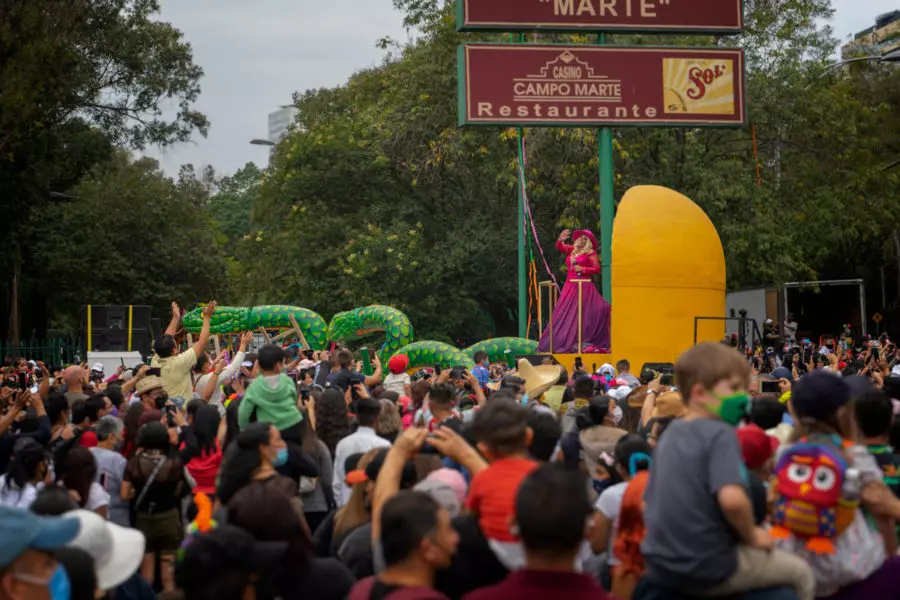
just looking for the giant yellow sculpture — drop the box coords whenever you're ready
[551,185,726,373]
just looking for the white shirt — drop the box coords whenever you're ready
[85,482,110,512]
[382,373,410,396]
[194,351,246,416]
[595,481,628,565]
[784,320,798,341]
[0,475,40,509]
[332,426,391,506]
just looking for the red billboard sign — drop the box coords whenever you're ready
[458,44,746,128]
[457,0,743,33]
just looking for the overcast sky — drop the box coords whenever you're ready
[144,0,892,177]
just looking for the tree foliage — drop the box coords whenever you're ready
[208,163,262,253]
[233,0,900,339]
[28,152,230,333]
[0,0,209,339]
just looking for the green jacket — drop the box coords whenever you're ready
[237,373,302,432]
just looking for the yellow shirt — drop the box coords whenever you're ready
[150,349,198,400]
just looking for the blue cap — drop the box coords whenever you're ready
[792,370,850,422]
[0,506,80,567]
[771,367,793,383]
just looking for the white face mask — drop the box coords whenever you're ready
[610,406,623,426]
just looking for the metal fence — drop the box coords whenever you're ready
[0,337,83,366]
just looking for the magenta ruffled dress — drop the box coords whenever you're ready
[537,240,611,353]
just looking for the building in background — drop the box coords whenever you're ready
[842,10,900,58]
[268,106,301,144]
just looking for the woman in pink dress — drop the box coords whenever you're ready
[538,229,611,353]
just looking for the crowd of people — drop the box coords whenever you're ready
[3,300,900,599]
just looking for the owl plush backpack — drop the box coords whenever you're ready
[770,434,860,554]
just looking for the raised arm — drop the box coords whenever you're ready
[190,301,218,358]
[165,301,182,336]
[556,228,574,254]
[220,332,252,381]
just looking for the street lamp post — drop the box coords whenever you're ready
[817,47,900,79]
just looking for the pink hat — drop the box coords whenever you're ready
[421,468,468,506]
[573,229,598,250]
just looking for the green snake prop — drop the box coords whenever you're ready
[327,305,414,363]
[182,305,537,372]
[181,305,329,350]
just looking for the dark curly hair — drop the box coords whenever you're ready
[317,388,351,457]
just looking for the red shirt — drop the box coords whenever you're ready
[462,570,612,600]
[466,457,537,542]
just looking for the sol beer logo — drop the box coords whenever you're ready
[663,58,735,115]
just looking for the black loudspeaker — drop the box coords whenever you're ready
[81,305,152,355]
[640,362,675,385]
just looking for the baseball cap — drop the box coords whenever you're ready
[770,367,793,383]
[736,425,779,470]
[67,509,145,590]
[135,376,164,396]
[91,363,104,373]
[0,506,80,568]
[791,370,850,422]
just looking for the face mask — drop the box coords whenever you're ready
[713,392,749,426]
[520,392,530,406]
[610,405,623,426]
[110,406,118,418]
[272,447,288,468]
[49,563,71,600]
[13,564,71,600]
[592,478,612,495]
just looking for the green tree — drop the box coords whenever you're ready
[0,0,208,339]
[28,152,231,333]
[237,0,900,341]
[208,163,263,252]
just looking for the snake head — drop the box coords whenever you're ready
[182,308,205,333]
[327,310,360,343]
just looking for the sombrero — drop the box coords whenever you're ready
[573,229,598,250]
[517,358,562,399]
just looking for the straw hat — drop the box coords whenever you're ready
[516,358,562,399]
[651,391,687,419]
[626,385,650,409]
[135,375,164,396]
